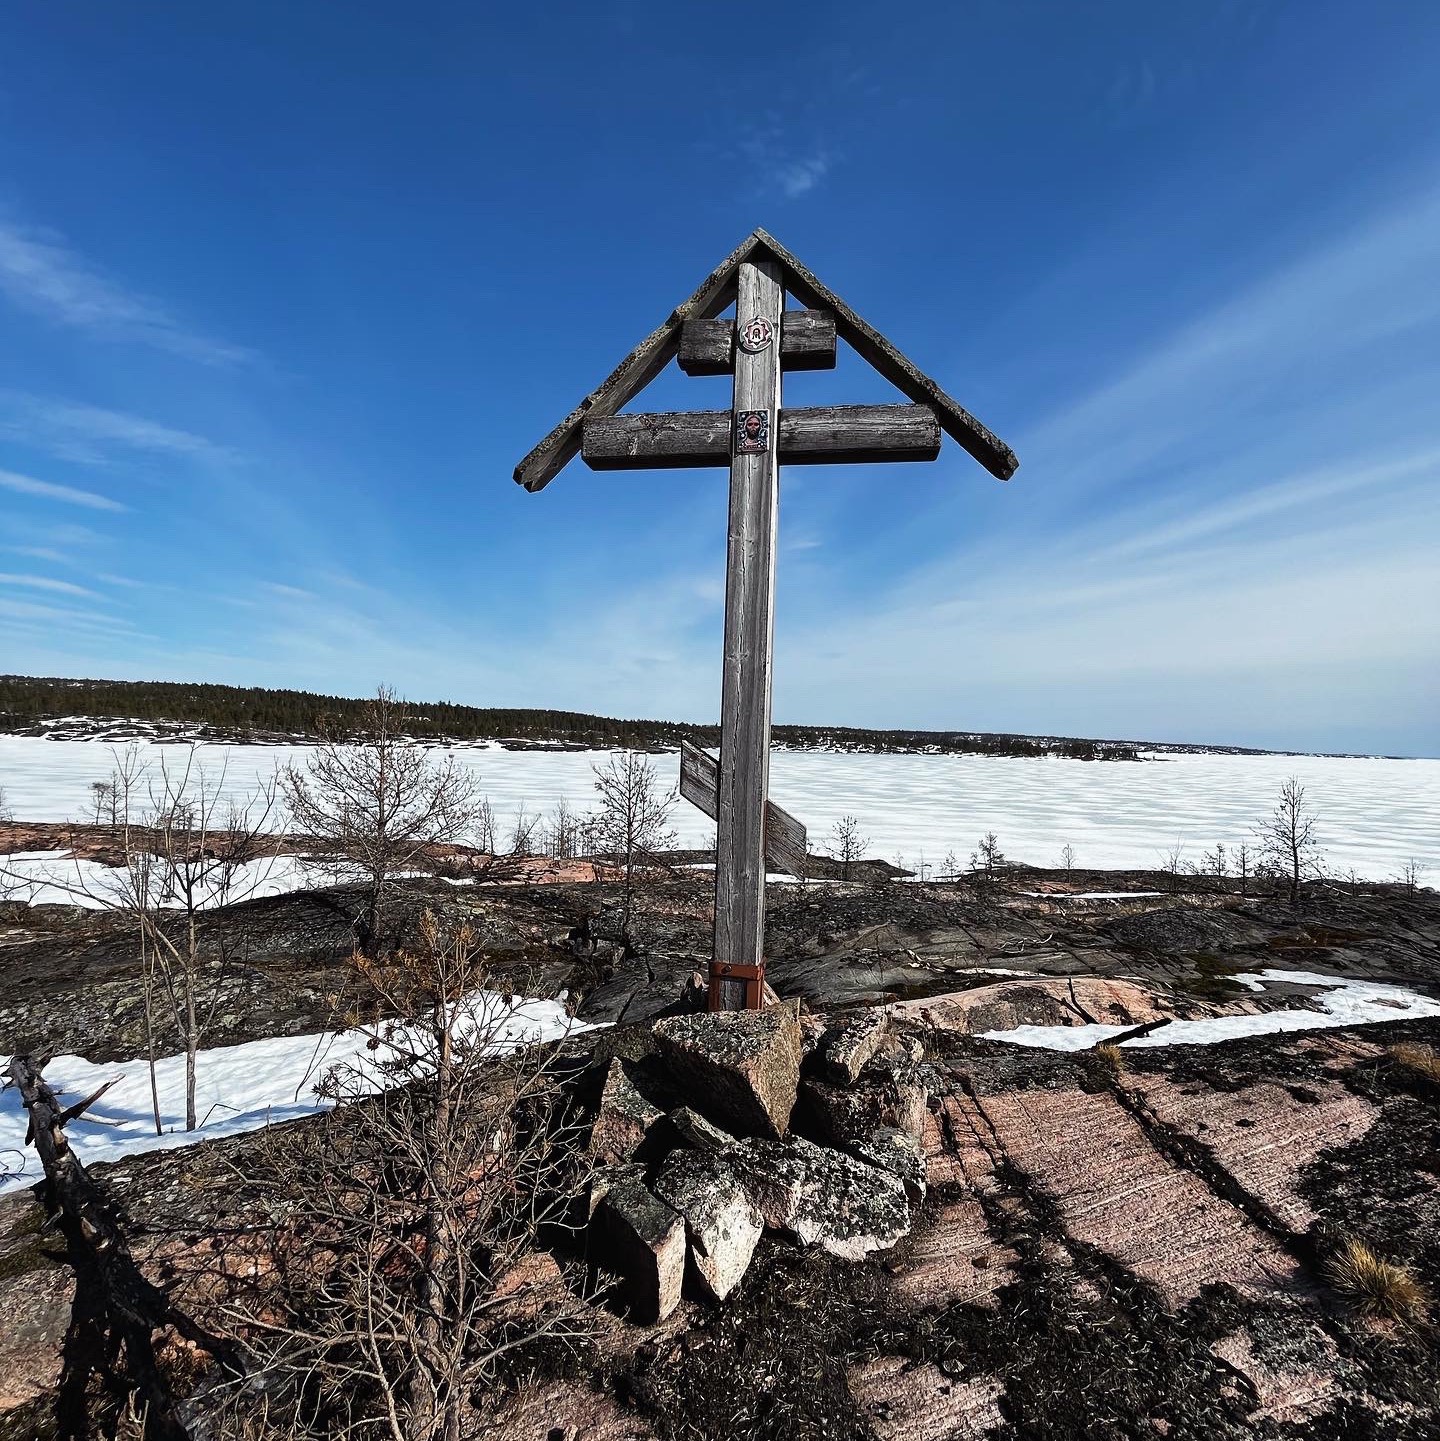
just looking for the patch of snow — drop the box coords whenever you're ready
[0,992,597,1195]
[0,851,328,910]
[980,969,1440,1051]
[1020,891,1167,901]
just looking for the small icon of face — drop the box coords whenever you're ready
[744,413,762,438]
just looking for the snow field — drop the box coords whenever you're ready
[2,735,1437,880]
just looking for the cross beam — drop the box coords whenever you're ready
[583,404,940,470]
[513,230,1018,1012]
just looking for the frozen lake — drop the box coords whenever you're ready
[1,735,1435,880]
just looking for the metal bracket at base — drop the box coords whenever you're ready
[708,959,766,1012]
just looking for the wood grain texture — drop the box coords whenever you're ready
[679,740,807,878]
[515,227,1017,491]
[583,403,940,469]
[748,229,1018,480]
[512,231,768,492]
[714,258,784,999]
[677,309,837,376]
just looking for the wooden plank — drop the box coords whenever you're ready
[583,404,941,469]
[749,229,1018,480]
[679,740,807,878]
[515,227,1016,492]
[677,309,837,376]
[713,258,784,1008]
[512,231,769,493]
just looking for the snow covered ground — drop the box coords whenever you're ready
[0,850,328,909]
[1,735,1436,880]
[981,970,1440,1052]
[0,992,595,1196]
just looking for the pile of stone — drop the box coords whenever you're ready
[581,999,932,1323]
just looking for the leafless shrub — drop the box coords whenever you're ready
[214,913,596,1441]
[1234,840,1252,897]
[1397,859,1426,897]
[828,815,869,881]
[0,783,11,823]
[544,798,583,861]
[589,751,676,944]
[1326,1238,1428,1324]
[1200,843,1228,891]
[2,745,279,1134]
[1060,843,1076,874]
[282,686,484,956]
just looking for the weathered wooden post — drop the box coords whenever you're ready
[515,230,1017,1010]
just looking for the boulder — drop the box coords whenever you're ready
[850,1126,927,1206]
[653,1149,763,1303]
[724,1136,912,1261]
[819,1008,890,1085]
[589,1059,664,1166]
[652,1007,802,1138]
[802,1071,930,1149]
[670,1106,735,1154]
[591,1173,686,1324]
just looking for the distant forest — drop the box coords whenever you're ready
[0,674,1166,759]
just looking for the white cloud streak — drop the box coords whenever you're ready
[0,468,126,512]
[0,219,253,366]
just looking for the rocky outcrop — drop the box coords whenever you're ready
[889,976,1180,1035]
[652,1007,802,1138]
[652,1149,763,1303]
[724,1136,912,1261]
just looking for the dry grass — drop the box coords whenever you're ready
[1388,1042,1440,1087]
[1092,1042,1126,1075]
[1326,1238,1428,1324]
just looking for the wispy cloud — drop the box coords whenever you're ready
[0,571,101,599]
[0,468,126,512]
[0,392,232,466]
[0,218,254,366]
[732,120,834,200]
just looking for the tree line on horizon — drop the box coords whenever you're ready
[0,673,1143,760]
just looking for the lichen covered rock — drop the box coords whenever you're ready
[653,1149,763,1302]
[652,1007,802,1138]
[724,1135,912,1261]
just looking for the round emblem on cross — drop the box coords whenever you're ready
[737,315,775,354]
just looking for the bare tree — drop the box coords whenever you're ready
[1160,838,1188,893]
[1234,840,1253,897]
[589,751,676,944]
[2,747,280,1135]
[828,815,869,880]
[1396,859,1426,897]
[971,831,1006,877]
[0,784,11,823]
[1060,843,1076,874]
[217,914,594,1441]
[282,687,483,957]
[1258,776,1322,907]
[1201,842,1229,891]
[544,797,583,860]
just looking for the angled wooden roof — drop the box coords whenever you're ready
[513,228,1018,492]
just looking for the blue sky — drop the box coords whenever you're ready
[1,2,1437,756]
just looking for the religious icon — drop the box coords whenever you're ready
[737,315,775,354]
[735,409,769,454]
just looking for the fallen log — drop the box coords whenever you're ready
[5,1051,240,1441]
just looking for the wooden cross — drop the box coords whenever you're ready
[515,229,1018,1011]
